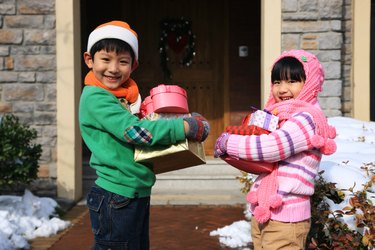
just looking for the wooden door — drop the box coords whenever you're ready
[81,0,260,156]
[119,0,227,155]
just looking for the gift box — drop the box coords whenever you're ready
[223,111,275,175]
[222,156,274,175]
[150,84,189,114]
[134,139,206,174]
[225,125,270,136]
[140,96,154,118]
[134,112,206,174]
[248,110,279,131]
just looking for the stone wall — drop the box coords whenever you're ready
[281,0,352,117]
[0,0,57,195]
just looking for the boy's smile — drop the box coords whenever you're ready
[84,50,133,89]
[272,80,304,103]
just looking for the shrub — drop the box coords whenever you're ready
[307,172,375,249]
[0,114,42,189]
[238,170,375,249]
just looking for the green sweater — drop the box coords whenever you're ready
[79,86,186,198]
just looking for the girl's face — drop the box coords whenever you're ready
[84,49,133,89]
[272,79,304,102]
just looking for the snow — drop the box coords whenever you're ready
[210,117,375,248]
[0,189,70,249]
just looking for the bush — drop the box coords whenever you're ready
[0,114,42,188]
[238,170,375,249]
[307,172,375,249]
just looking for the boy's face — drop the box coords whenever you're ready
[84,49,133,89]
[271,80,304,103]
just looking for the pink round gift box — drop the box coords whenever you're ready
[150,84,189,113]
[140,96,154,117]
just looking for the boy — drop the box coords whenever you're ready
[79,20,209,249]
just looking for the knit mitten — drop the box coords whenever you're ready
[214,132,230,158]
[183,113,210,142]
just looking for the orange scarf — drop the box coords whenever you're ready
[84,70,139,103]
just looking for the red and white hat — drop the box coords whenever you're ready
[87,20,138,67]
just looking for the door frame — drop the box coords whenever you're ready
[56,0,372,200]
[352,0,371,121]
[56,0,82,201]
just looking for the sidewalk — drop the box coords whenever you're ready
[30,204,250,250]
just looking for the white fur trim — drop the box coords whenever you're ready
[87,25,138,60]
[130,94,142,114]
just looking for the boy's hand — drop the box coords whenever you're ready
[183,113,210,142]
[214,132,230,158]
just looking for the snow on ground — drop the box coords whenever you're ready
[0,189,70,249]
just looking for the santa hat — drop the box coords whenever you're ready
[87,20,138,67]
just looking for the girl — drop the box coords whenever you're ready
[214,50,336,249]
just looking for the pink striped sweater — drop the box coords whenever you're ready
[226,111,321,222]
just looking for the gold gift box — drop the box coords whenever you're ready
[134,113,206,174]
[134,139,206,174]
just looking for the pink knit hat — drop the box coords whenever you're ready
[87,20,139,68]
[265,49,324,107]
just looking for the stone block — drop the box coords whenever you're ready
[14,55,56,71]
[18,72,36,83]
[282,0,298,12]
[5,15,44,28]
[0,3,16,14]
[4,84,44,101]
[5,56,14,70]
[282,34,300,50]
[319,32,343,49]
[0,29,23,44]
[319,0,343,19]
[321,80,342,97]
[331,20,341,31]
[0,102,12,112]
[300,0,318,11]
[0,71,18,82]
[321,61,341,79]
[283,21,330,33]
[18,0,55,14]
[24,30,56,45]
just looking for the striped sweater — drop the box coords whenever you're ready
[226,112,321,222]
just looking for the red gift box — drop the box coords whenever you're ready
[222,156,275,175]
[222,112,276,174]
[225,125,270,136]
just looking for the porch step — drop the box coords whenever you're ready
[83,158,248,205]
[151,158,247,205]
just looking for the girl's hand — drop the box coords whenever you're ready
[214,132,230,158]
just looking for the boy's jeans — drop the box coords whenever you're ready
[87,185,150,250]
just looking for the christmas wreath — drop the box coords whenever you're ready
[159,17,196,79]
